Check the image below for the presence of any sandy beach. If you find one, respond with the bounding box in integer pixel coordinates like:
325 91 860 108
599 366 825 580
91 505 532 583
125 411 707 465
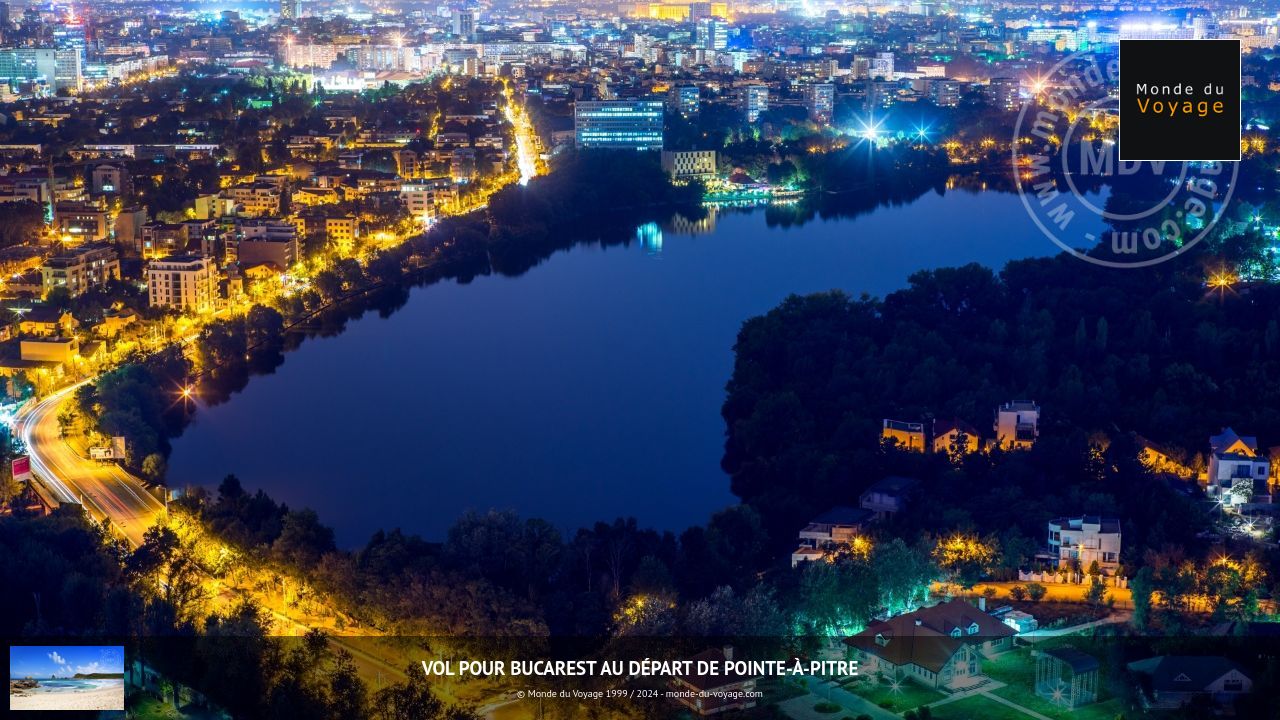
9 681 125 711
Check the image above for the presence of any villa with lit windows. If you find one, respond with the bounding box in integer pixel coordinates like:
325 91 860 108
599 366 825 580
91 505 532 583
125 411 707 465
1046 516 1122 577
993 401 1039 449
881 418 926 452
1206 428 1271 509
790 506 873 567
845 599 1015 691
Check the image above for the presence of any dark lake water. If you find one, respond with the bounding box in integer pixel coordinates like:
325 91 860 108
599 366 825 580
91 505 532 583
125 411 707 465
168 188 1108 546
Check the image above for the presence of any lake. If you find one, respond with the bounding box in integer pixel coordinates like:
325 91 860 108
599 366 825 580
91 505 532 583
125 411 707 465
168 188 1107 546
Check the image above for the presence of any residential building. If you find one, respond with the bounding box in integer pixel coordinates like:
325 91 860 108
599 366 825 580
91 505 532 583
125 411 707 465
18 307 77 337
574 100 664 151
400 178 453 220
742 85 768 122
20 336 78 365
988 76 1020 110
226 183 283 217
140 222 187 259
326 215 360 251
860 476 919 520
146 255 217 313
1207 427 1271 508
994 401 1039 449
932 418 981 454
660 150 717 182
845 599 1015 691
54 201 111 242
669 84 699 116
791 506 872 567
279 0 301 20
669 646 759 715
928 78 962 107
1126 656 1251 710
1047 516 1121 576
114 206 147 250
882 418 925 451
40 243 120 297
805 83 835 123
91 164 128 195
232 219 299 269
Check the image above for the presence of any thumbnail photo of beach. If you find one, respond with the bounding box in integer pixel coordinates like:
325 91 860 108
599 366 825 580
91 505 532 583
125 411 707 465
9 645 125 711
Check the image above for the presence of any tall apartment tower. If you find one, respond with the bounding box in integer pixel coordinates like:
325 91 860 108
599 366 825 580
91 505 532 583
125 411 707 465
452 9 476 41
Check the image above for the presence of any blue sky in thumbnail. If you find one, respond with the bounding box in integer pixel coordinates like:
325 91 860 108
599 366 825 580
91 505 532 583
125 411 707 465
9 646 123 679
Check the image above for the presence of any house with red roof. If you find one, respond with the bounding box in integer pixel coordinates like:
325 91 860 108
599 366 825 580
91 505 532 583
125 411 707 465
844 599 1014 691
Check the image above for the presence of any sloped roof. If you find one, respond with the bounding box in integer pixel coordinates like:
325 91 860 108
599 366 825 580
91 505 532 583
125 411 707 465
1210 427 1258 456
1130 656 1248 692
1043 647 1099 674
845 600 1014 673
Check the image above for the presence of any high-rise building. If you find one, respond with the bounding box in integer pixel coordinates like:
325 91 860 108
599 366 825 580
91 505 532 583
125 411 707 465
54 47 82 93
452 9 476 41
574 100 664 151
695 18 728 51
805 83 835 123
0 48 57 94
742 85 768 122
280 0 301 20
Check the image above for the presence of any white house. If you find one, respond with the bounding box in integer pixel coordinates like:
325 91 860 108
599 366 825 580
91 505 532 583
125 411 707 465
994 401 1039 449
1047 516 1121 576
1206 428 1270 508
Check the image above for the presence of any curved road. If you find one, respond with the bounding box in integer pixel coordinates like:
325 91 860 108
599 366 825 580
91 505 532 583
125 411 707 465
15 383 410 684
16 381 165 548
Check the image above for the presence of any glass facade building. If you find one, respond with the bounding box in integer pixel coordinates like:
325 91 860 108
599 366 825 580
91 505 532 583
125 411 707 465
574 100 664 151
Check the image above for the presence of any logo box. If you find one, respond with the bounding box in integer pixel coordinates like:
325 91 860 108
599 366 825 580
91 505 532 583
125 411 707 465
1118 39 1241 162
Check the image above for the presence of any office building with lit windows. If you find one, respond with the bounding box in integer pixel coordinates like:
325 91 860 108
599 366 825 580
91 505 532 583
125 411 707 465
574 100 664 151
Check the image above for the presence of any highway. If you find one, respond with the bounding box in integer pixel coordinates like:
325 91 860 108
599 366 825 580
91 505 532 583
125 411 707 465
16 381 165 548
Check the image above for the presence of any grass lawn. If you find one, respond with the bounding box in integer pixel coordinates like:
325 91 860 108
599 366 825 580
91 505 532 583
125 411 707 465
982 643 1127 720
848 677 946 713
126 694 225 720
930 695 1036 720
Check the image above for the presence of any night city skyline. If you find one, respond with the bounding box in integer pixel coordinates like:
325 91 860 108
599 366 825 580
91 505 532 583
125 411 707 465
2 0 1280 718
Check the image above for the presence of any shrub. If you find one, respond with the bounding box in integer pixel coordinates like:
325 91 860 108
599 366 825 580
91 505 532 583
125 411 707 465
1026 582 1047 602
